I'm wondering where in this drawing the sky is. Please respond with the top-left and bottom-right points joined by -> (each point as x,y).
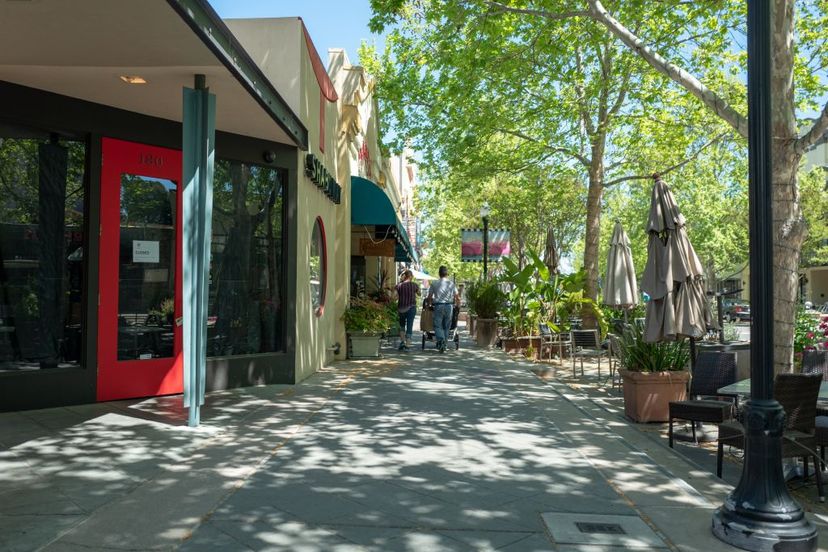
210,0 -> 386,67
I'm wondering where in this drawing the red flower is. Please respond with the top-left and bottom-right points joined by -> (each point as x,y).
807,332 -> 815,339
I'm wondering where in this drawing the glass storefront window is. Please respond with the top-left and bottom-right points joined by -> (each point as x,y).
117,174 -> 177,361
310,217 -> 326,315
0,125 -> 86,371
208,160 -> 284,356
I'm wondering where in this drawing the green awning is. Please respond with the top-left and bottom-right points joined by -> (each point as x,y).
351,176 -> 418,263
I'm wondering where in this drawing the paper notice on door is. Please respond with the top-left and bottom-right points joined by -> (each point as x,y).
133,241 -> 160,263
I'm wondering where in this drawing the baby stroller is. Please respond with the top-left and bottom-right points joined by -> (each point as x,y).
420,300 -> 460,350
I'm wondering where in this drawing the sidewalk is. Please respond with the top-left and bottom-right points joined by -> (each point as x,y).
2,336 -> 827,551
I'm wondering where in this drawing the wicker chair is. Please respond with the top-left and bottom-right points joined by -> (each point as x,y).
716,373 -> 824,502
803,350 -> 828,466
668,351 -> 738,448
570,329 -> 606,378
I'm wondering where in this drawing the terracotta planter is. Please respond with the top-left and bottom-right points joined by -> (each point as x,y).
476,318 -> 498,348
620,369 -> 690,423
501,337 -> 522,353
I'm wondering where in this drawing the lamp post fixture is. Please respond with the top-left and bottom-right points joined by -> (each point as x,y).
481,202 -> 490,281
712,1 -> 817,550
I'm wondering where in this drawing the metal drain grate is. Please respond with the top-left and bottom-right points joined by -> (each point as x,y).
575,522 -> 626,535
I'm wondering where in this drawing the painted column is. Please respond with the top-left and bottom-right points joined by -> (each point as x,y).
182,75 -> 216,427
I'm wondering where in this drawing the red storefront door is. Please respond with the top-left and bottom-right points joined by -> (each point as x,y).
97,138 -> 183,401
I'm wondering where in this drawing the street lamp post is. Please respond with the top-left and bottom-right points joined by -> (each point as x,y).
712,1 -> 817,550
481,202 -> 490,281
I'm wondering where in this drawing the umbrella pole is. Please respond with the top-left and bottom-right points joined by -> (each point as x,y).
689,337 -> 697,373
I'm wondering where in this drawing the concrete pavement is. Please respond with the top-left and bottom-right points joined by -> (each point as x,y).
2,335 -> 828,551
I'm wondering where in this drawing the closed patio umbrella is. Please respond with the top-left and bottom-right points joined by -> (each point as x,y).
603,221 -> 639,317
641,175 -> 711,345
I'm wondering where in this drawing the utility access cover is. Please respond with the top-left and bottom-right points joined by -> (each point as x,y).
541,513 -> 668,549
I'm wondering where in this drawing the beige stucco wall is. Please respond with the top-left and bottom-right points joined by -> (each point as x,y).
229,18 -> 349,382
224,18 -> 303,117
805,267 -> 828,305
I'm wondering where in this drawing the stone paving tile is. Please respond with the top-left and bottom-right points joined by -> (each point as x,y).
0,514 -> 84,552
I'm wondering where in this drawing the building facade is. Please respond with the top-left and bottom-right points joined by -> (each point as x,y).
0,1 -> 349,411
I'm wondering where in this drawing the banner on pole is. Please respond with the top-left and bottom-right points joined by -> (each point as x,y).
460,228 -> 511,262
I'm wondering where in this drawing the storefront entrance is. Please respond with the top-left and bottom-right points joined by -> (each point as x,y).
97,138 -> 183,401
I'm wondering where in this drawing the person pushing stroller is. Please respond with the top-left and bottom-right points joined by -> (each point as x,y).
426,266 -> 460,353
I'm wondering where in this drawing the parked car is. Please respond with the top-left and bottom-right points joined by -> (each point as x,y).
723,299 -> 751,323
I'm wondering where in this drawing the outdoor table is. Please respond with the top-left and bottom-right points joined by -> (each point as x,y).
717,378 -> 828,481
718,378 -> 828,400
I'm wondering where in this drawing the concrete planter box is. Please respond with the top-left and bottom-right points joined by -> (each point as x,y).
476,318 -> 498,348
620,369 -> 690,423
347,334 -> 382,359
468,315 -> 477,337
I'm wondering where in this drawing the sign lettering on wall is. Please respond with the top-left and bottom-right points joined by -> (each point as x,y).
305,153 -> 342,205
359,238 -> 395,257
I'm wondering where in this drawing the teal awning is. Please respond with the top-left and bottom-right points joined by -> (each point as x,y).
351,176 -> 418,263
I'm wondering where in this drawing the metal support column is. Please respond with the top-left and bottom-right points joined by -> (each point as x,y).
712,2 -> 817,550
182,74 -> 216,427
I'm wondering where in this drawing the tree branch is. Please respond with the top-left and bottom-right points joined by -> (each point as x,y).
492,127 -> 591,167
586,0 -> 749,139
796,99 -> 828,154
604,132 -> 729,187
484,1 -> 589,20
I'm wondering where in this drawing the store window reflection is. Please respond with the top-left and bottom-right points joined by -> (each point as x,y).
117,175 -> 177,361
310,217 -> 326,315
208,160 -> 284,356
0,125 -> 86,371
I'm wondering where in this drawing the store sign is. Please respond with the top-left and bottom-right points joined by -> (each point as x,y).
305,153 -> 342,204
359,238 -> 395,257
460,229 -> 511,262
133,240 -> 160,263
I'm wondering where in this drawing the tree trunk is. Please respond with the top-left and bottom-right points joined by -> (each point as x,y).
770,0 -> 804,374
582,142 -> 605,329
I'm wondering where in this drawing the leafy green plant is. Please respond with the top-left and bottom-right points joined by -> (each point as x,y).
794,307 -> 826,355
722,322 -> 741,343
619,324 -> 690,373
341,298 -> 395,334
466,280 -> 505,319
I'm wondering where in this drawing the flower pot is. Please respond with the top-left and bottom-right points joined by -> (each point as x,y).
347,333 -> 382,359
476,318 -> 498,348
501,337 -> 522,353
620,369 -> 690,423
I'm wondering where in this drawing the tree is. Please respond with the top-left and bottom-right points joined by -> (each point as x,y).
368,0 -> 737,329
373,0 -> 828,372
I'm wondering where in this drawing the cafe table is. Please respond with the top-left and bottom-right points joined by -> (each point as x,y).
717,378 -> 828,480
718,378 -> 828,400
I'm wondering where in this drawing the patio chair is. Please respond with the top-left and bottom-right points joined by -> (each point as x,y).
607,333 -> 625,391
668,351 -> 737,448
803,350 -> 828,466
539,323 -> 571,364
716,373 -> 824,502
570,329 -> 606,378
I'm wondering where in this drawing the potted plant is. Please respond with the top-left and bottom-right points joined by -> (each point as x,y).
467,281 -> 505,348
341,298 -> 395,359
618,324 -> 691,422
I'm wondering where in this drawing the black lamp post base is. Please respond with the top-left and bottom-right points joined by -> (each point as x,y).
712,505 -> 817,552
671,422 -> 718,443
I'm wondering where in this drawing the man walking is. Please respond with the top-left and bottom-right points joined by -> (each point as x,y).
427,266 -> 460,353
395,270 -> 420,351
